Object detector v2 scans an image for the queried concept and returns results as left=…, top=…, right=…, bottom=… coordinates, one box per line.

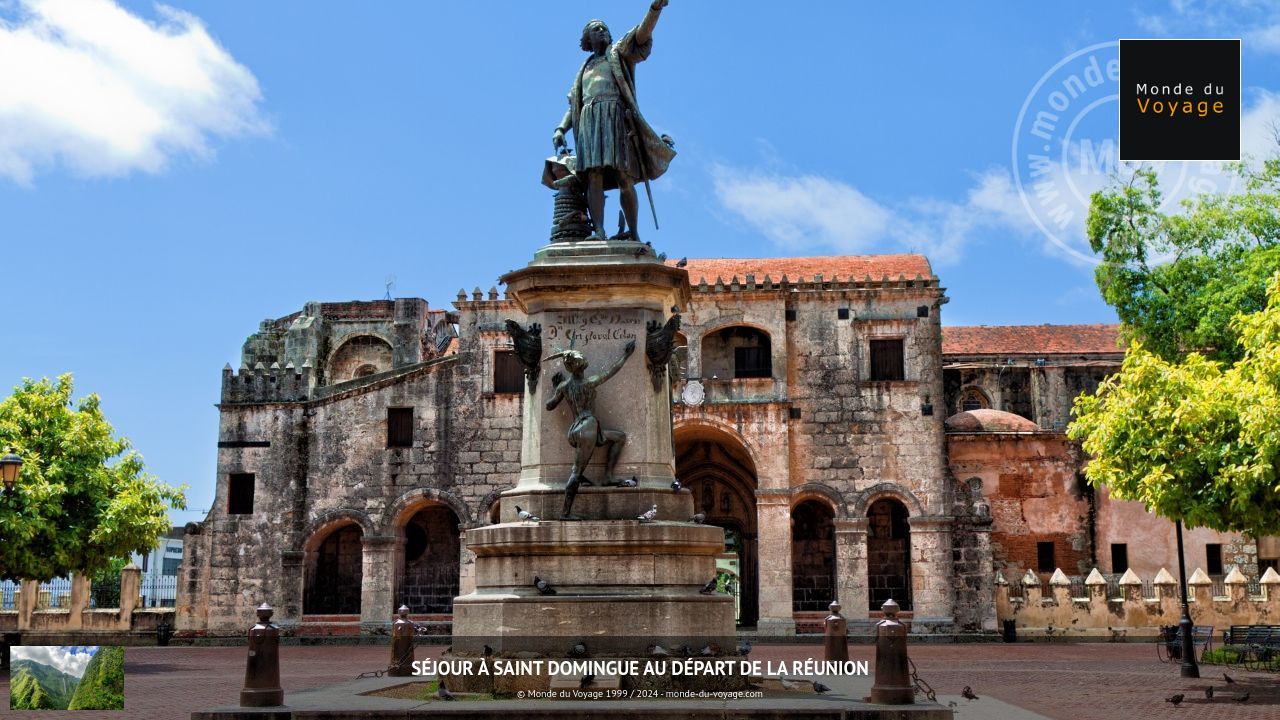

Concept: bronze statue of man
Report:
left=545, top=340, right=636, bottom=518
left=552, top=0, right=676, bottom=242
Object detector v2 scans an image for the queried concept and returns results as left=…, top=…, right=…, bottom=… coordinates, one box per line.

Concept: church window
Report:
left=494, top=351, right=523, bottom=394
left=228, top=473, right=255, bottom=515
left=388, top=408, right=414, bottom=448
left=869, top=339, right=905, bottom=381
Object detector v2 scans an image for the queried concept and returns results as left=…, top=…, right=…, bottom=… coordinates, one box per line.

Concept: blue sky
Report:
left=12, top=645, right=99, bottom=677
left=1, top=0, right=1278, bottom=523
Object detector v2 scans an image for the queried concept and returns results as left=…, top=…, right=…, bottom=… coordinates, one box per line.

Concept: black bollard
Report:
left=389, top=605, right=415, bottom=677
left=869, top=598, right=913, bottom=705
left=823, top=600, right=848, bottom=662
left=240, top=603, right=284, bottom=707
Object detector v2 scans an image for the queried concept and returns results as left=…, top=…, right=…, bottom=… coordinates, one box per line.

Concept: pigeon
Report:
left=690, top=512, right=706, bottom=524
left=437, top=681, right=455, bottom=701
left=1205, top=686, right=1214, bottom=700
left=947, top=701, right=958, bottom=708
left=1223, top=672, right=1235, bottom=684
left=580, top=674, right=595, bottom=688
left=534, top=576, right=557, bottom=595
left=569, top=642, right=587, bottom=658
left=671, top=305, right=680, bottom=313
left=620, top=477, right=638, bottom=488
left=1234, top=692, right=1250, bottom=703
left=680, top=645, right=693, bottom=657
left=812, top=681, right=832, bottom=694
left=671, top=479, right=682, bottom=492
left=516, top=505, right=540, bottom=522
left=649, top=644, right=671, bottom=658
left=483, top=644, right=493, bottom=657
left=634, top=246, right=646, bottom=259
left=699, top=579, right=717, bottom=595
left=638, top=504, right=658, bottom=523
left=699, top=645, right=715, bottom=657
left=779, top=678, right=798, bottom=690
left=962, top=686, right=979, bottom=701
left=675, top=257, right=688, bottom=268
left=736, top=640, right=752, bottom=657
left=660, top=133, right=675, bottom=149
left=1165, top=693, right=1184, bottom=706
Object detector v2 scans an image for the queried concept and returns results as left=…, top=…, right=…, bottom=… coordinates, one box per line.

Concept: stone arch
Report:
left=302, top=508, right=375, bottom=549
left=387, top=487, right=472, bottom=530
left=959, top=386, right=991, bottom=411
left=866, top=496, right=913, bottom=611
left=674, top=419, right=758, bottom=626
left=849, top=482, right=926, bottom=519
left=699, top=324, right=772, bottom=380
left=302, top=512, right=369, bottom=615
left=791, top=483, right=847, bottom=517
left=790, top=497, right=837, bottom=612
left=390, top=492, right=463, bottom=615
left=327, top=334, right=393, bottom=383
left=477, top=489, right=505, bottom=526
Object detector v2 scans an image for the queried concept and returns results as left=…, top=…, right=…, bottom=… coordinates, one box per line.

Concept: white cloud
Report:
left=0, top=0, right=268, bottom=184
left=11, top=645, right=98, bottom=678
left=1241, top=89, right=1280, bottom=160
left=711, top=164, right=1032, bottom=265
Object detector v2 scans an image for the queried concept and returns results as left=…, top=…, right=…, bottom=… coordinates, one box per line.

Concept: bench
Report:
left=1224, top=625, right=1280, bottom=670
left=1156, top=624, right=1214, bottom=663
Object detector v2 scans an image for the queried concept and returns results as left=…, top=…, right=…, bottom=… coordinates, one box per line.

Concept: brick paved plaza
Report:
left=2, top=642, right=1276, bottom=719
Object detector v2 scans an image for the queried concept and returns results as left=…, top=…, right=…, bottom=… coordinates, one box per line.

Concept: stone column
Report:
left=119, top=565, right=141, bottom=630
left=278, top=550, right=305, bottom=630
left=834, top=518, right=869, bottom=621
left=67, top=574, right=89, bottom=630
left=971, top=519, right=997, bottom=631
left=360, top=535, right=397, bottom=631
left=1031, top=367, right=1068, bottom=430
left=755, top=490, right=794, bottom=636
left=907, top=515, right=955, bottom=631
left=17, top=579, right=37, bottom=631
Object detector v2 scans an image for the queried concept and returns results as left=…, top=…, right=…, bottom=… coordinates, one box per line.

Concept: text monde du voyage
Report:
left=1134, top=82, right=1229, bottom=118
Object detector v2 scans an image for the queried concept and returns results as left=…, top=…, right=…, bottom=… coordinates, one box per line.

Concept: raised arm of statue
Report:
left=546, top=381, right=566, bottom=411
left=590, top=340, right=636, bottom=387
left=635, top=0, right=668, bottom=46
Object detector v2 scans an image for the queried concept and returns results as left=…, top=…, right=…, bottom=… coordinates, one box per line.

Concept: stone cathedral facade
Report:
left=176, top=254, right=1264, bottom=637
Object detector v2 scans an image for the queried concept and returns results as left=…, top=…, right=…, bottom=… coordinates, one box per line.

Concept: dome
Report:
left=944, top=409, right=1041, bottom=433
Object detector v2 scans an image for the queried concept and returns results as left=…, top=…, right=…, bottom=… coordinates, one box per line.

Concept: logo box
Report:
left=1119, top=39, right=1240, bottom=161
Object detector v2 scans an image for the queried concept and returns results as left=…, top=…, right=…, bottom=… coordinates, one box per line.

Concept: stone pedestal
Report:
left=450, top=241, right=736, bottom=661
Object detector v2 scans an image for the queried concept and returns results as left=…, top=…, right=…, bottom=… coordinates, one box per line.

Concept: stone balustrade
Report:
left=997, top=565, right=1280, bottom=640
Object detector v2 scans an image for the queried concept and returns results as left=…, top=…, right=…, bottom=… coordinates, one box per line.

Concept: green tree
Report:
left=1068, top=274, right=1280, bottom=535
left=0, top=374, right=186, bottom=581
left=1086, top=161, right=1280, bottom=363
left=67, top=647, right=125, bottom=710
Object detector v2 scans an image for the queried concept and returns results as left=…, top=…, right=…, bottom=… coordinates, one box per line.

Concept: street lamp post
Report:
left=1, top=451, right=22, bottom=494
left=1174, top=518, right=1199, bottom=678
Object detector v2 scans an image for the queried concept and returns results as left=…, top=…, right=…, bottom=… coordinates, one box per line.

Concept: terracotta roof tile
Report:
left=668, top=254, right=933, bottom=284
left=942, top=324, right=1123, bottom=356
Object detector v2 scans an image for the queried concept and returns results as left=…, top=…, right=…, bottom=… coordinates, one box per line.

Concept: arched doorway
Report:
left=304, top=522, right=363, bottom=615
left=675, top=423, right=758, bottom=627
left=791, top=500, right=836, bottom=611
left=867, top=498, right=912, bottom=611
left=396, top=505, right=461, bottom=613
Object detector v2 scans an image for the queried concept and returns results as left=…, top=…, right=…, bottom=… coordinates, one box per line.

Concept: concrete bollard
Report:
left=869, top=598, right=913, bottom=705
left=823, top=600, right=848, bottom=662
left=389, top=605, right=415, bottom=677
left=240, top=603, right=284, bottom=707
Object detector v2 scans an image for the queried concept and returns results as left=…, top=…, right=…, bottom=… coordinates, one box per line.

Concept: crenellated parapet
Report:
left=221, top=361, right=314, bottom=404
left=997, top=565, right=1280, bottom=639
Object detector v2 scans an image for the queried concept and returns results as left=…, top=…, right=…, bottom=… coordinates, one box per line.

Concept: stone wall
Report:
left=0, top=569, right=173, bottom=644
left=946, top=432, right=1091, bottom=577
left=998, top=566, right=1280, bottom=639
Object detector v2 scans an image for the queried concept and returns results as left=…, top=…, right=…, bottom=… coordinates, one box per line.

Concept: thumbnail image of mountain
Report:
left=9, top=646, right=124, bottom=710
